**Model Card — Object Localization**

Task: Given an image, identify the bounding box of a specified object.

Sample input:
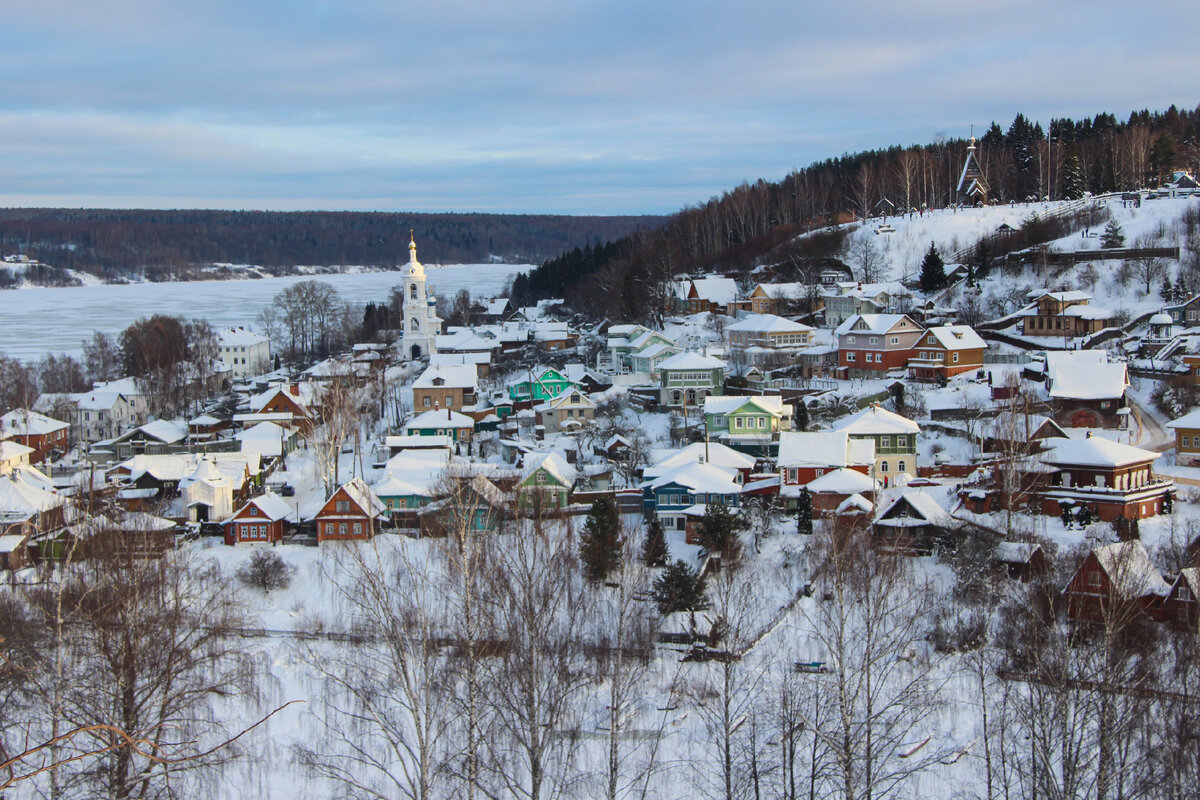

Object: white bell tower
[399,232,441,360]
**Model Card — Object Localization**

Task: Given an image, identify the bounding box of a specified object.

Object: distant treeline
[0,209,663,281]
[513,105,1200,322]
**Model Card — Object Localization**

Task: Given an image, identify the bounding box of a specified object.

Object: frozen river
[0,263,529,362]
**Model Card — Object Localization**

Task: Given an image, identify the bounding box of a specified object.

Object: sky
[1,0,1198,215]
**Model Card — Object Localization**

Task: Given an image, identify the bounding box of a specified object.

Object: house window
[249,507,258,516]
[1185,436,1192,448]
[537,471,547,483]
[870,337,879,345]
[897,460,906,473]
[445,396,454,407]
[847,352,856,362]
[880,461,889,473]
[952,352,959,363]
[336,500,349,512]
[890,336,899,345]
[1181,586,1194,602]
[1088,571,1102,587]
[423,397,432,408]
[786,468,797,483]
[847,336,856,344]
[339,522,348,536]
[353,522,363,536]
[880,436,891,448]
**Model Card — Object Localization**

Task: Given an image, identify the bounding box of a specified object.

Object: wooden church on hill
[957,131,989,205]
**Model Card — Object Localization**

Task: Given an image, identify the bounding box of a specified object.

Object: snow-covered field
[0,263,530,361]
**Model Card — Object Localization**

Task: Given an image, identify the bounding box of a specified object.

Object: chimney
[289,384,299,396]
[447,407,452,421]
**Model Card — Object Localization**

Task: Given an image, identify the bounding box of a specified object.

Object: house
[1165,294,1200,327]
[906,325,986,381]
[314,477,386,542]
[871,488,955,554]
[1036,434,1173,522]
[179,458,233,523]
[36,388,139,445]
[405,408,475,443]
[777,431,875,510]
[0,530,33,572]
[413,363,479,412]
[642,441,757,485]
[106,420,189,461]
[746,282,810,315]
[1020,290,1115,339]
[1064,541,1170,623]
[628,332,682,375]
[235,421,297,459]
[805,468,877,514]
[657,352,726,407]
[1161,568,1200,629]
[1044,353,1128,428]
[0,469,66,541]
[187,413,228,445]
[224,491,294,545]
[247,383,318,433]
[703,396,791,446]
[832,404,920,487]
[561,363,612,395]
[0,440,33,477]
[1165,409,1200,466]
[993,542,1048,582]
[507,366,575,404]
[418,475,511,535]
[517,452,576,513]
[644,460,743,538]
[836,314,924,378]
[217,327,271,380]
[821,282,910,327]
[982,413,1069,455]
[535,389,597,434]
[0,409,70,463]
[683,277,739,315]
[725,314,814,367]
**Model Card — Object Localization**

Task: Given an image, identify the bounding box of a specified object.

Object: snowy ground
[0,263,530,361]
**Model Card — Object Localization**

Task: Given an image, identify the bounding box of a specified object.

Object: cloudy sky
[2,0,1197,215]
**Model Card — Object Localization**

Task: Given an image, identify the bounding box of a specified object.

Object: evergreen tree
[797,487,814,536]
[1152,134,1177,184]
[795,400,810,432]
[1059,145,1086,199]
[1161,276,1175,303]
[641,518,669,567]
[919,243,946,294]
[1101,220,1125,249]
[1061,505,1074,530]
[580,496,623,582]
[651,559,708,615]
[697,503,744,563]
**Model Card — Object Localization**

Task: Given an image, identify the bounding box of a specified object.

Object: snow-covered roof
[1062,305,1116,320]
[1028,289,1092,302]
[833,404,920,436]
[874,488,952,528]
[1166,409,1200,430]
[1047,363,1127,401]
[726,314,813,334]
[0,440,34,461]
[234,491,294,523]
[646,460,742,494]
[834,314,918,337]
[218,327,269,347]
[132,420,188,445]
[0,471,61,516]
[179,458,233,490]
[656,351,726,372]
[1040,435,1159,469]
[521,451,577,486]
[413,363,479,390]
[333,477,387,518]
[836,493,873,515]
[919,325,986,351]
[778,431,874,469]
[751,281,807,298]
[1,409,69,437]
[1090,541,1170,599]
[689,277,738,305]
[807,468,875,495]
[407,409,476,430]
[703,395,786,417]
[1149,312,1174,325]
[644,442,756,479]
[188,413,223,427]
[995,541,1042,564]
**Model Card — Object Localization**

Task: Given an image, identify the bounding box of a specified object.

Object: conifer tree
[641,518,669,567]
[697,503,744,563]
[797,487,814,536]
[580,496,623,582]
[919,243,946,293]
[795,400,810,432]
[1101,220,1125,249]
[1162,276,1175,303]
[651,559,708,615]
[1059,145,1086,199]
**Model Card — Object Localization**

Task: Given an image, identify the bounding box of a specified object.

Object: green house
[507,366,575,403]
[657,351,726,407]
[517,452,577,512]
[703,396,790,439]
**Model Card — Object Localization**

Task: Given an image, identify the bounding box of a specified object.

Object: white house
[218,327,271,380]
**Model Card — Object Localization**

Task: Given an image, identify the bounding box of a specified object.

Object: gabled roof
[232,491,294,523]
[643,442,756,479]
[807,467,875,495]
[328,477,386,518]
[835,314,921,337]
[833,404,920,436]
[703,395,786,417]
[837,493,873,515]
[874,488,952,528]
[521,452,577,487]
[218,327,269,347]
[413,363,479,390]
[1047,363,1128,401]
[688,277,738,305]
[407,409,476,430]
[917,325,986,351]
[1088,541,1170,599]
[1166,409,1200,430]
[750,281,807,299]
[646,460,742,494]
[726,314,813,335]
[1,409,69,437]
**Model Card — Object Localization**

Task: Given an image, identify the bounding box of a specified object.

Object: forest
[0,210,661,281]
[511,105,1200,321]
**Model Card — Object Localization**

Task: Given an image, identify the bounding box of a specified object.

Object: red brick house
[1064,541,1169,623]
[906,325,986,381]
[314,477,386,542]
[835,314,923,378]
[1,409,70,463]
[1035,434,1173,522]
[224,491,294,546]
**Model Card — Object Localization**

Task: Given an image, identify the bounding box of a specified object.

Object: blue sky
[2,0,1197,215]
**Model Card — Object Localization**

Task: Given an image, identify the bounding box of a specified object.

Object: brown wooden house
[1064,541,1169,623]
[1161,567,1200,630]
[224,491,294,545]
[314,477,386,542]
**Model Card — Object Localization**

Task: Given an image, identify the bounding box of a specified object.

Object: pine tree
[797,487,814,536]
[1059,145,1086,200]
[580,496,623,582]
[1101,220,1125,249]
[641,518,669,567]
[795,400,810,432]
[697,503,744,563]
[1161,276,1174,303]
[651,559,708,615]
[919,243,946,294]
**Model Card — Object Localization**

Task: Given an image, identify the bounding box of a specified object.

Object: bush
[237,550,294,593]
